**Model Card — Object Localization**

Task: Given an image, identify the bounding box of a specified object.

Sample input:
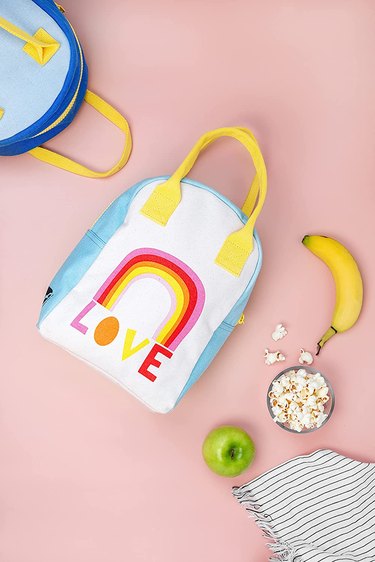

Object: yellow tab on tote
[0,108,4,120]
[23,28,60,65]
[140,183,182,226]
[215,230,254,277]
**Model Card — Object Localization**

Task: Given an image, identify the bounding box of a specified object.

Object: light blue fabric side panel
[176,324,235,402]
[37,232,103,326]
[223,231,262,326]
[37,180,148,326]
[0,0,71,140]
[175,232,262,403]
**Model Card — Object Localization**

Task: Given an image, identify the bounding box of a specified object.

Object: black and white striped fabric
[233,449,375,561]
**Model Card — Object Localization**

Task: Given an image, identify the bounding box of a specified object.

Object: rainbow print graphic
[88,248,205,351]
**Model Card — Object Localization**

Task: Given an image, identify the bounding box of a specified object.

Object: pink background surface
[1,1,375,560]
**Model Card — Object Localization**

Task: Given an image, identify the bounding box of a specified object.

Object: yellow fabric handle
[0,16,59,64]
[29,90,132,178]
[140,126,267,276]
[237,127,261,217]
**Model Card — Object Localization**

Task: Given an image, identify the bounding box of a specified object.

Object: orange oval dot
[94,316,120,346]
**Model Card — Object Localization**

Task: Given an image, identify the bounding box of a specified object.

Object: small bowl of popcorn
[267,367,335,433]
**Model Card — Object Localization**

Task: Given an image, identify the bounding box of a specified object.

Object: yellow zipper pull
[237,313,245,325]
[55,3,65,13]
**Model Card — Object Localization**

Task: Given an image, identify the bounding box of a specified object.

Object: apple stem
[230,449,235,460]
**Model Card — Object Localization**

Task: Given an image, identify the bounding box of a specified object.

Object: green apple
[202,425,255,477]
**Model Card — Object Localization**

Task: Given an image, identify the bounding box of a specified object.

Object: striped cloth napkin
[233,449,375,561]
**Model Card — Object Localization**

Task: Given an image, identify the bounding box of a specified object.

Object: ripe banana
[302,235,363,354]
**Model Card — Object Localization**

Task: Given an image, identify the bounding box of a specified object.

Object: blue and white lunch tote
[0,0,131,177]
[38,127,267,412]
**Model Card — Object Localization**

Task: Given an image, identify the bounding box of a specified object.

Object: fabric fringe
[232,486,296,562]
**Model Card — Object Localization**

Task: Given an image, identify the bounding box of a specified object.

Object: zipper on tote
[237,313,245,325]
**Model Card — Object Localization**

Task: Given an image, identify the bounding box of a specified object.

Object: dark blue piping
[0,0,86,154]
[0,61,88,155]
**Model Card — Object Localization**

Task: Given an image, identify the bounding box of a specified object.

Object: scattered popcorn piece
[272,323,288,341]
[299,349,314,365]
[264,349,286,366]
[268,368,331,432]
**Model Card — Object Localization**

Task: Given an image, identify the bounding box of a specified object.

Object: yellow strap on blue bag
[29,91,133,179]
[140,127,267,276]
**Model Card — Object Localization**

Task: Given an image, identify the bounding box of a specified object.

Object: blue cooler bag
[0,0,132,177]
[38,127,267,413]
